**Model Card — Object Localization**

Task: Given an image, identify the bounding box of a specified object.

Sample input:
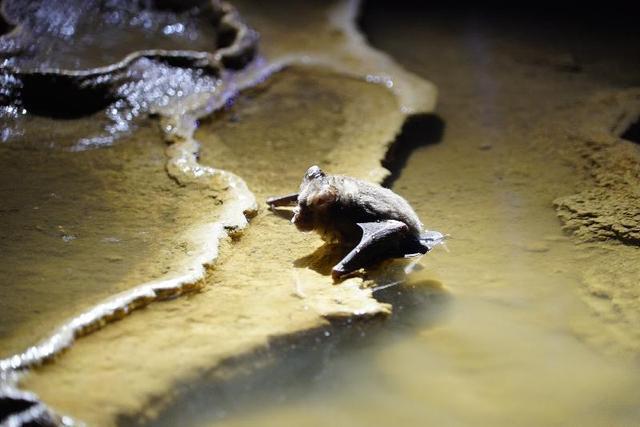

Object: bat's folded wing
[419,230,446,252]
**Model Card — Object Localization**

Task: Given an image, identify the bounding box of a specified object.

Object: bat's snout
[291,208,314,231]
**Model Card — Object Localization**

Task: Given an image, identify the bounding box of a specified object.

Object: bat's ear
[309,184,337,207]
[304,165,325,182]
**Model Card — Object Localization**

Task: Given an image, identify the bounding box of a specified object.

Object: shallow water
[129,4,640,426]
[0,0,219,70]
[10,58,413,424]
[2,1,640,426]
[149,3,640,426]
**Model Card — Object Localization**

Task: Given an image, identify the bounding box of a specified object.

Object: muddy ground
[1,1,640,426]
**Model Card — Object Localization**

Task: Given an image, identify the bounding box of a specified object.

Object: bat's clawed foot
[331,264,358,282]
[331,267,346,282]
[266,193,299,220]
[331,266,367,283]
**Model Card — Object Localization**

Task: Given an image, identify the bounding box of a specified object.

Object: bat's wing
[420,230,446,249]
[332,220,408,280]
[402,230,447,258]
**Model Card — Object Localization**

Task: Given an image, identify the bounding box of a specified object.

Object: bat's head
[292,166,338,232]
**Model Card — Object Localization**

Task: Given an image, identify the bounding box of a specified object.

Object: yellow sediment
[11,1,640,426]
[20,65,417,425]
[178,6,640,427]
[1,0,433,375]
[0,120,230,360]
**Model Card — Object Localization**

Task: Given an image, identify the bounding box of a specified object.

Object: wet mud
[2,0,437,422]
[0,120,226,358]
[133,5,640,426]
[0,0,259,377]
[553,92,640,245]
[360,1,640,357]
[1,0,640,426]
[120,3,640,427]
[17,66,419,426]
[551,92,640,353]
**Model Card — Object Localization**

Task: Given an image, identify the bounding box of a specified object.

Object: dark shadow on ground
[621,117,640,145]
[294,242,350,276]
[382,114,445,188]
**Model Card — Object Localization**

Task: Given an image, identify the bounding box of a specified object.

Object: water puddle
[1,1,640,426]
[124,3,640,426]
[1,0,437,422]
[14,64,421,426]
[0,0,222,71]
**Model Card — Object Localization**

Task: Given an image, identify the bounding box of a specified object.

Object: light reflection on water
[131,255,640,427]
[134,2,640,426]
[1,1,640,426]
[129,275,452,427]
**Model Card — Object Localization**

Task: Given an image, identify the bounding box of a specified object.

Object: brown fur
[292,166,424,245]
